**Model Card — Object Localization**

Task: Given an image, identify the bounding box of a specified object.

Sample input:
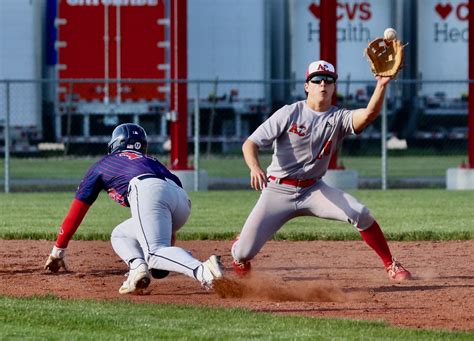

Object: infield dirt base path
[0,240,472,332]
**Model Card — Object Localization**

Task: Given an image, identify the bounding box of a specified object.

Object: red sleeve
[55,199,91,248]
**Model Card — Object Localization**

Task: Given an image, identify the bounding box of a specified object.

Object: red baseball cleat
[386,259,412,281]
[232,259,251,277]
[231,235,252,277]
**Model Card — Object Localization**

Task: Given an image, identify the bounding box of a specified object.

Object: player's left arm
[352,76,391,133]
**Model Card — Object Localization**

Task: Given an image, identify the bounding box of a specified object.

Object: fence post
[193,83,200,191]
[4,81,11,193]
[206,77,218,158]
[381,98,387,190]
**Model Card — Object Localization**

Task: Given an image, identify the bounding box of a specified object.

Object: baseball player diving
[231,60,412,281]
[44,123,224,294]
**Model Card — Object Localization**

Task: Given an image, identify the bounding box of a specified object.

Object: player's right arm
[43,199,91,272]
[242,139,267,191]
[243,104,291,190]
[44,163,102,273]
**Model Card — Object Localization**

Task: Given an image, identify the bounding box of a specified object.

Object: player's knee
[355,206,375,231]
[147,242,170,254]
[110,228,124,240]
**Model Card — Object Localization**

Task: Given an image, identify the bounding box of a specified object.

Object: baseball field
[0,186,473,338]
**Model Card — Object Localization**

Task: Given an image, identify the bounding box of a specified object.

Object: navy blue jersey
[75,150,182,207]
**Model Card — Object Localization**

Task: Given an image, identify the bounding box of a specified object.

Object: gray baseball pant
[232,180,375,262]
[111,176,202,279]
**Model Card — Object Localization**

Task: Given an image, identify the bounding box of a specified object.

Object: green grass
[0,295,471,340]
[0,190,472,241]
[341,156,465,178]
[0,154,466,179]
[1,189,472,338]
[1,157,98,179]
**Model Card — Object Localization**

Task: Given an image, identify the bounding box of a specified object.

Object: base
[172,170,209,191]
[322,169,359,190]
[446,168,474,190]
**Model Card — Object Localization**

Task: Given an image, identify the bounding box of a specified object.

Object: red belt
[268,176,316,188]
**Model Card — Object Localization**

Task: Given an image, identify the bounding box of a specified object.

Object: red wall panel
[57,1,166,102]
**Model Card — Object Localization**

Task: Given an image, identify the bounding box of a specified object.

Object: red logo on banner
[434,2,469,21]
[309,3,321,18]
[435,3,453,19]
[308,2,371,21]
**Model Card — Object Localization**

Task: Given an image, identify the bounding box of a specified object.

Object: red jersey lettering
[288,123,307,137]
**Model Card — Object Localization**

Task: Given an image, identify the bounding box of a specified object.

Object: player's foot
[119,263,151,294]
[200,255,224,290]
[386,258,412,281]
[232,259,251,277]
[231,235,252,277]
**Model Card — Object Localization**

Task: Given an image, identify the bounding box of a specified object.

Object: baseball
[384,28,397,41]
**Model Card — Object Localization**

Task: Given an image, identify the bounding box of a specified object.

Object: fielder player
[44,123,224,294]
[231,60,412,281]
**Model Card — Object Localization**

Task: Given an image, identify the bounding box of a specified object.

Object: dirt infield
[1,239,472,332]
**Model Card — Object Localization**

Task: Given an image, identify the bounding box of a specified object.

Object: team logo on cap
[134,142,142,150]
[318,63,329,71]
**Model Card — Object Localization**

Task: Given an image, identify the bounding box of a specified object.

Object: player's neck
[306,97,332,112]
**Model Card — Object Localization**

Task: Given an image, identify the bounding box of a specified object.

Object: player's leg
[301,181,374,229]
[111,218,151,294]
[232,183,296,265]
[129,178,223,287]
[111,217,146,265]
[302,181,411,280]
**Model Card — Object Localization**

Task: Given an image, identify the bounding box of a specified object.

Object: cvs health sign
[418,0,468,97]
[291,0,391,98]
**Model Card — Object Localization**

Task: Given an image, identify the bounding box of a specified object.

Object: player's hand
[376,75,392,86]
[250,166,267,191]
[44,246,68,273]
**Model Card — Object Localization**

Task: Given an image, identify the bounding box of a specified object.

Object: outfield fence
[0,78,470,192]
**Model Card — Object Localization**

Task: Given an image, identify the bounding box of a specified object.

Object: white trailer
[187,0,269,100]
[187,0,270,146]
[0,0,42,150]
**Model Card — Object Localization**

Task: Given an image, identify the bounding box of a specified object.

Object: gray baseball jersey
[248,100,354,180]
[232,100,374,263]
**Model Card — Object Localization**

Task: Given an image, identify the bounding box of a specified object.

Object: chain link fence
[0,78,470,191]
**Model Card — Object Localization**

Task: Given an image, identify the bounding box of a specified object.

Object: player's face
[305,75,335,102]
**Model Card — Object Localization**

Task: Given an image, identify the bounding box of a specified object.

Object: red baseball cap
[306,60,338,81]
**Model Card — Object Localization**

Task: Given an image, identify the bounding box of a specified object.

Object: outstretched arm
[44,199,91,272]
[352,76,391,133]
[242,139,267,191]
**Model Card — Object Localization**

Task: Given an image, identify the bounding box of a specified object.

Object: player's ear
[304,82,310,93]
